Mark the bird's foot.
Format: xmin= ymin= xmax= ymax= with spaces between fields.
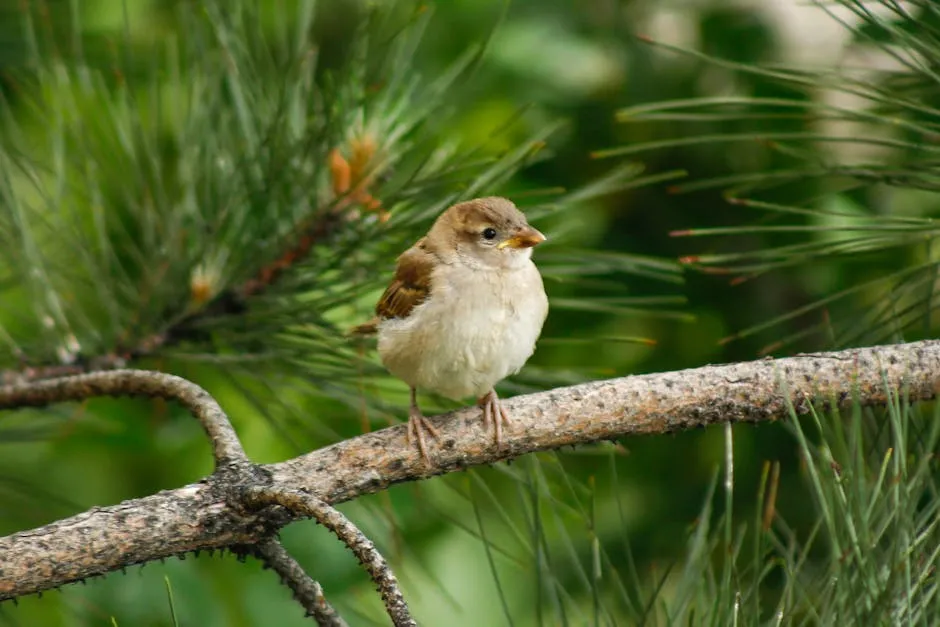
xmin=407 ymin=408 xmax=440 ymax=466
xmin=478 ymin=389 xmax=511 ymax=447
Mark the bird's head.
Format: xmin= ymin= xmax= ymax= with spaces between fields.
xmin=429 ymin=197 xmax=546 ymax=270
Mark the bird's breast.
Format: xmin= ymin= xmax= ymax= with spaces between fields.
xmin=377 ymin=261 xmax=548 ymax=400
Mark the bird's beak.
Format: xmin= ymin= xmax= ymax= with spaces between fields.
xmin=497 ymin=226 xmax=547 ymax=250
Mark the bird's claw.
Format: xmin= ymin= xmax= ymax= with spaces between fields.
xmin=407 ymin=411 xmax=440 ymax=466
xmin=479 ymin=389 xmax=511 ymax=447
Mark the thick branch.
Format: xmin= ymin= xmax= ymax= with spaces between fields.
xmin=2 ymin=340 xmax=939 ymax=601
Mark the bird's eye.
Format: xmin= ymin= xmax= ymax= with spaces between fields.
xmin=482 ymin=227 xmax=498 ymax=240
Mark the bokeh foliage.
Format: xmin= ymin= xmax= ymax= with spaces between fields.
xmin=2 ymin=0 xmax=940 ymax=625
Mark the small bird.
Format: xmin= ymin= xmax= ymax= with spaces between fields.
xmin=353 ymin=197 xmax=549 ymax=463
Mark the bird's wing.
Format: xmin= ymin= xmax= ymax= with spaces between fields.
xmin=349 ymin=238 xmax=435 ymax=336
xmin=375 ymin=238 xmax=435 ymax=320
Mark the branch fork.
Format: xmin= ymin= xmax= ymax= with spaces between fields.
xmin=3 ymin=340 xmax=940 ymax=624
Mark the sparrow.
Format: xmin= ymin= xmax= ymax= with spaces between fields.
xmin=353 ymin=197 xmax=549 ymax=463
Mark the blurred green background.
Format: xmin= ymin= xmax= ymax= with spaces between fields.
xmin=2 ymin=0 xmax=938 ymax=625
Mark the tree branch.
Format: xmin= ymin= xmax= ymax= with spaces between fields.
xmin=0 ymin=369 xmax=247 ymax=465
xmin=245 ymin=488 xmax=415 ymax=627
xmin=0 ymin=210 xmax=347 ymax=387
xmin=2 ymin=340 xmax=939 ymax=603
xmin=254 ymin=538 xmax=349 ymax=627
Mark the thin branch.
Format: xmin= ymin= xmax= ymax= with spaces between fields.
xmin=245 ymin=488 xmax=415 ymax=627
xmin=254 ymin=538 xmax=349 ymax=627
xmin=238 ymin=210 xmax=345 ymax=298
xmin=2 ymin=340 xmax=940 ymax=602
xmin=0 ymin=369 xmax=247 ymax=465
xmin=0 ymin=210 xmax=348 ymax=387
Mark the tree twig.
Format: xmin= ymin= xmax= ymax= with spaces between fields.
xmin=245 ymin=488 xmax=416 ymax=627
xmin=2 ymin=340 xmax=939 ymax=602
xmin=254 ymin=538 xmax=349 ymax=627
xmin=0 ymin=210 xmax=347 ymax=387
xmin=0 ymin=369 xmax=247 ymax=465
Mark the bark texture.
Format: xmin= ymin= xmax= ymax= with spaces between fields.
xmin=2 ymin=340 xmax=938 ymax=602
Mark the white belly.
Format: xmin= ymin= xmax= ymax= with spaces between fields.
xmin=377 ymin=261 xmax=548 ymax=400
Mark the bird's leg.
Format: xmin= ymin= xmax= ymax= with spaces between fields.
xmin=406 ymin=387 xmax=440 ymax=465
xmin=478 ymin=388 xmax=512 ymax=447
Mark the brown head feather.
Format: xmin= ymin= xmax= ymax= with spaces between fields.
xmin=428 ymin=197 xmax=529 ymax=247
xmin=350 ymin=196 xmax=538 ymax=336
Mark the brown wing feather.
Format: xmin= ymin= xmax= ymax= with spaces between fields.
xmin=348 ymin=238 xmax=435 ymax=336
xmin=375 ymin=238 xmax=435 ymax=320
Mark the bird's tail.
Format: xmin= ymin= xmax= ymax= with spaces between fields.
xmin=347 ymin=318 xmax=379 ymax=337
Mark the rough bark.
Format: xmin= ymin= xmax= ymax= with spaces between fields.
xmin=2 ymin=339 xmax=939 ymax=602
